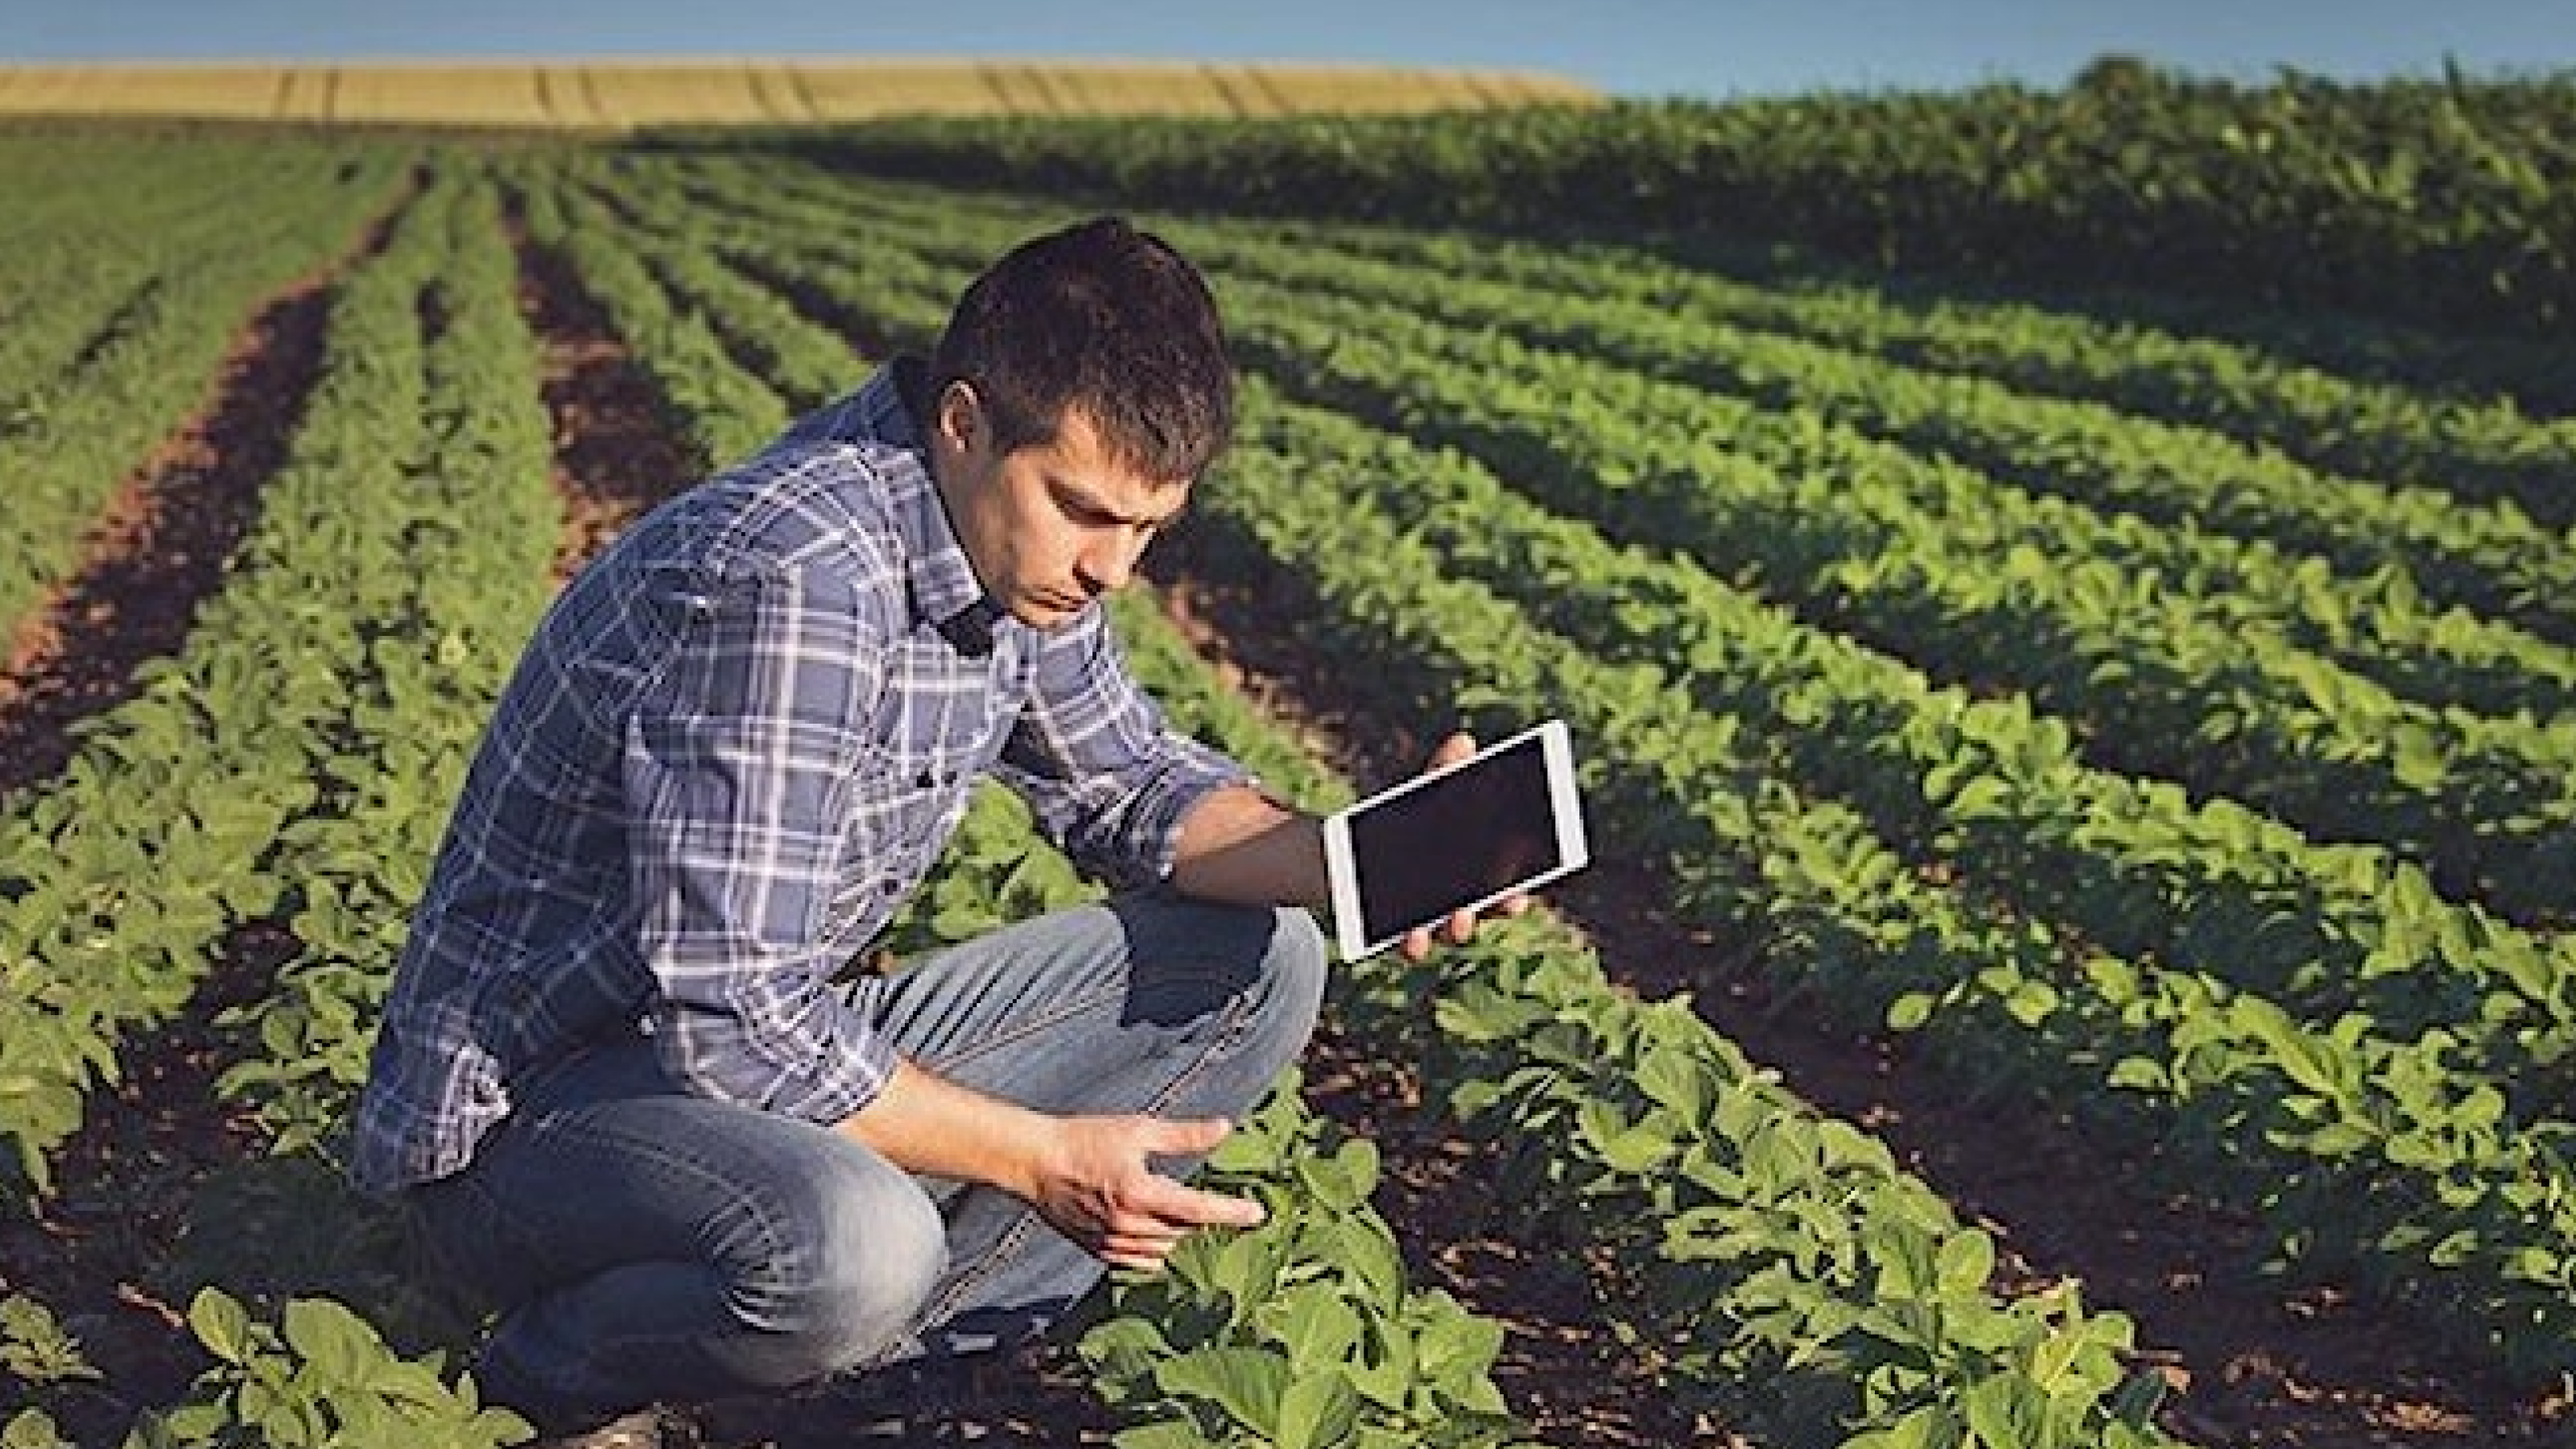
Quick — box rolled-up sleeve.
[994,608,1247,889]
[623,556,898,1123]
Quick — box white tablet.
[1322,720,1589,962]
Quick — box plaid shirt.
[352,360,1243,1194]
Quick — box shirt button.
[914,770,934,788]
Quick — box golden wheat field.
[0,58,1593,126]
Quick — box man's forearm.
[838,1055,1267,1272]
[839,1056,1052,1199]
[1167,783,1328,909]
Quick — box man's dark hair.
[929,215,1232,483]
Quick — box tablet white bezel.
[1321,719,1587,962]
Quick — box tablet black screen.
[1348,730,1561,945]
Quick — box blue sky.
[2,0,2568,98]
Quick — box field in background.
[2,72,2572,1447]
[0,59,1593,127]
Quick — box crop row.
[3,162,555,1449]
[652,162,2576,931]
[765,70,2576,345]
[488,164,1537,1448]
[848,185,2576,654]
[0,165,473,1190]
[1257,211,2576,531]
[9,154,1526,1449]
[685,156,2576,728]
[799,169,2576,724]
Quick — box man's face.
[929,382,1189,631]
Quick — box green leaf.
[1936,1230,1996,1295]
[187,1288,254,1366]
[1962,1373,2047,1449]
[1110,1421,1223,1449]
[1276,1371,1362,1449]
[1331,1216,1408,1310]
[1845,1401,1961,1449]
[1154,1347,1293,1439]
[3,1408,73,1449]
[282,1298,374,1388]
[1330,1137,1381,1203]
[1271,1289,1363,1372]
[1886,993,1936,1031]
[1081,1316,1176,1382]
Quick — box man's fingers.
[1129,1170,1267,1231]
[1100,1228,1183,1270]
[1141,1114,1234,1158]
[1427,731,1476,770]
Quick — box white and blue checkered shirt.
[353,361,1242,1193]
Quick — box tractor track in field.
[1142,535,2572,1449]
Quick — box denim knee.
[1248,906,1328,1071]
[720,1148,947,1387]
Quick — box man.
[353,215,1505,1447]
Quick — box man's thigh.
[849,892,1326,1121]
[409,1035,934,1314]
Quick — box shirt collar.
[881,357,1001,657]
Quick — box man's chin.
[1012,596,1089,630]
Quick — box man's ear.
[935,379,983,458]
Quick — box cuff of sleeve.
[1123,739,1252,890]
[782,1019,902,1124]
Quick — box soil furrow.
[503,208,701,573]
[0,923,312,1446]
[0,192,408,803]
[0,186,419,1443]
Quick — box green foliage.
[121,1289,528,1449]
[23,125,2576,1449]
[1082,1080,1531,1449]
[1,1293,100,1393]
[770,69,2576,341]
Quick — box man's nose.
[1079,531,1146,593]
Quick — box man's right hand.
[842,1059,1263,1274]
[1025,1114,1265,1273]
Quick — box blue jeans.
[406,894,1327,1431]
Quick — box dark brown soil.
[0,925,313,1443]
[505,213,704,572]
